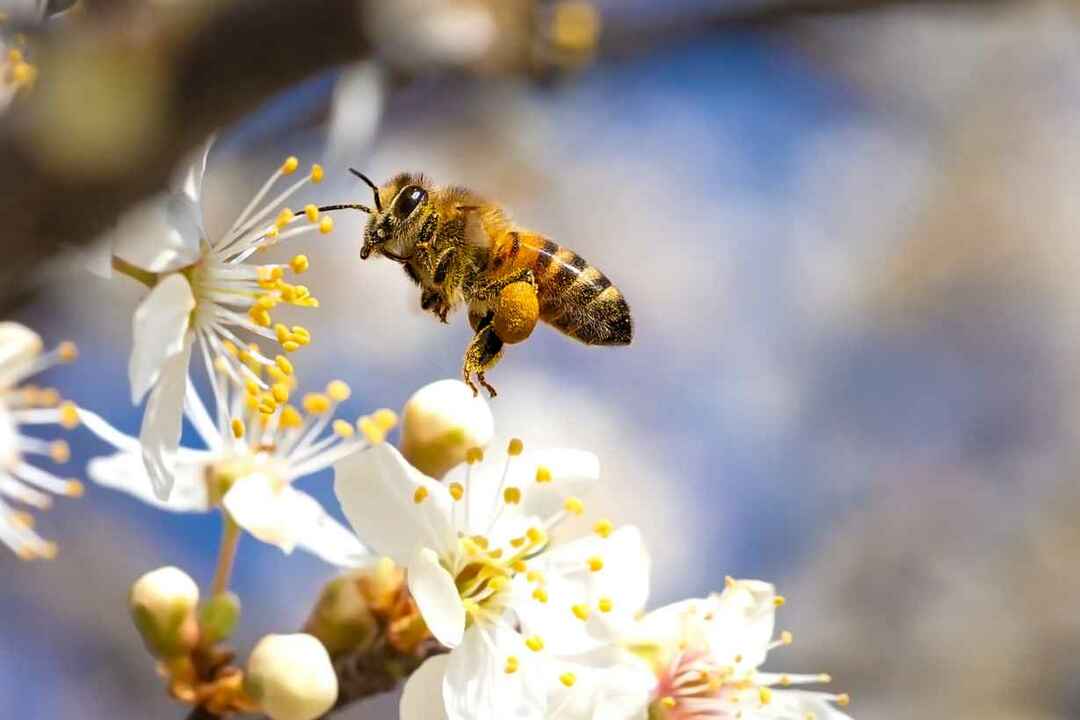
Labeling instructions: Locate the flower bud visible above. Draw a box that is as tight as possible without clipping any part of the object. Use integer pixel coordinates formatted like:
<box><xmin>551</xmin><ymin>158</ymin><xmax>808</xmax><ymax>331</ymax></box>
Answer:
<box><xmin>246</xmin><ymin>634</ymin><xmax>338</xmax><ymax>720</ymax></box>
<box><xmin>129</xmin><ymin>566</ymin><xmax>200</xmax><ymax>658</ymax></box>
<box><xmin>199</xmin><ymin>591</ymin><xmax>242</xmax><ymax>646</ymax></box>
<box><xmin>304</xmin><ymin>573</ymin><xmax>377</xmax><ymax>656</ymax></box>
<box><xmin>399</xmin><ymin>379</ymin><xmax>494</xmax><ymax>479</ymax></box>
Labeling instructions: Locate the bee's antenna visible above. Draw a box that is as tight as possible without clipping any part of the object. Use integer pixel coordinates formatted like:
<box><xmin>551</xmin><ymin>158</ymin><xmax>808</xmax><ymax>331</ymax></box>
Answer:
<box><xmin>349</xmin><ymin>168</ymin><xmax>382</xmax><ymax>212</ymax></box>
<box><xmin>309</xmin><ymin>203</ymin><xmax>373</xmax><ymax>214</ymax></box>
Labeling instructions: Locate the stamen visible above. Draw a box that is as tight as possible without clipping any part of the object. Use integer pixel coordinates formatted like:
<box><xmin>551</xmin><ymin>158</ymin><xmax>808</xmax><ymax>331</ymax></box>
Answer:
<box><xmin>413</xmin><ymin>487</ymin><xmax>429</xmax><ymax>504</ymax></box>
<box><xmin>586</xmin><ymin>555</ymin><xmax>603</xmax><ymax>572</ymax></box>
<box><xmin>571</xmin><ymin>604</ymin><xmax>590</xmax><ymax>621</ymax></box>
<box><xmin>597</xmin><ymin>596</ymin><xmax>613</xmax><ymax>612</ymax></box>
<box><xmin>57</xmin><ymin>342</ymin><xmax>78</xmax><ymax>363</ymax></box>
<box><xmin>64</xmin><ymin>480</ymin><xmax>84</xmax><ymax>497</ymax></box>
<box><xmin>466</xmin><ymin>447</ymin><xmax>484</xmax><ymax>464</ymax></box>
<box><xmin>503</xmin><ymin>487</ymin><xmax>521</xmax><ymax>504</ymax></box>
<box><xmin>535</xmin><ymin>465</ymin><xmax>552</xmax><ymax>483</ymax></box>
<box><xmin>48</xmin><ymin>440</ymin><xmax>70</xmax><ymax>464</ymax></box>
<box><xmin>302</xmin><ymin>393</ymin><xmax>331</xmax><ymax>414</ymax></box>
<box><xmin>773</xmin><ymin>595</ymin><xmax>786</xmax><ymax>607</ymax></box>
<box><xmin>593</xmin><ymin>518</ymin><xmax>613</xmax><ymax>538</ymax></box>
<box><xmin>372</xmin><ymin>409</ymin><xmax>398</xmax><ymax>432</ymax></box>
<box><xmin>660</xmin><ymin>697</ymin><xmax>677</xmax><ymax>710</ymax></box>
<box><xmin>525</xmin><ymin>635</ymin><xmax>544</xmax><ymax>652</ymax></box>
<box><xmin>532</xmin><ymin>587</ymin><xmax>548</xmax><ymax>603</ymax></box>
<box><xmin>507</xmin><ymin>438</ymin><xmax>523</xmax><ymax>456</ymax></box>
<box><xmin>504</xmin><ymin>656</ymin><xmax>519</xmax><ymax>674</ymax></box>
<box><xmin>310</xmin><ymin>164</ymin><xmax>324</xmax><ymax>183</ymax></box>
<box><xmin>231</xmin><ymin>419</ymin><xmax>245</xmax><ymax>438</ymax></box>
<box><xmin>275</xmin><ymin>355</ymin><xmax>294</xmax><ymax>375</ymax></box>
<box><xmin>319</xmin><ymin>217</ymin><xmax>334</xmax><ymax>234</ymax></box>
<box><xmin>290</xmin><ymin>254</ymin><xmax>310</xmax><ymax>273</ymax></box>
<box><xmin>836</xmin><ymin>694</ymin><xmax>850</xmax><ymax>707</ymax></box>
<box><xmin>358</xmin><ymin>416</ymin><xmax>385</xmax><ymax>444</ymax></box>
<box><xmin>326</xmin><ymin>380</ymin><xmax>351</xmax><ymax>402</ymax></box>
<box><xmin>58</xmin><ymin>402</ymin><xmax>79</xmax><ymax>429</ymax></box>
<box><xmin>449</xmin><ymin>482</ymin><xmax>464</xmax><ymax>501</ymax></box>
<box><xmin>281</xmin><ymin>156</ymin><xmax>300</xmax><ymax>175</ymax></box>
<box><xmin>559</xmin><ymin>672</ymin><xmax>576</xmax><ymax>688</ymax></box>
<box><xmin>332</xmin><ymin>419</ymin><xmax>354</xmax><ymax>438</ymax></box>
<box><xmin>563</xmin><ymin>496</ymin><xmax>584</xmax><ymax>515</ymax></box>
<box><xmin>759</xmin><ymin>687</ymin><xmax>772</xmax><ymax>705</ymax></box>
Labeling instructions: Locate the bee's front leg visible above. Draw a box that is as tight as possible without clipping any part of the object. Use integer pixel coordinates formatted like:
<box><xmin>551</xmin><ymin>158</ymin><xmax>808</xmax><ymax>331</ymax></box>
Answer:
<box><xmin>462</xmin><ymin>321</ymin><xmax>504</xmax><ymax>398</ymax></box>
<box><xmin>420</xmin><ymin>289</ymin><xmax>451</xmax><ymax>324</ymax></box>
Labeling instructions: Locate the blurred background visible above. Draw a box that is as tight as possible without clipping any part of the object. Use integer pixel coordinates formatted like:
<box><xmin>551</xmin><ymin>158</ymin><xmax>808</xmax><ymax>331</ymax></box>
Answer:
<box><xmin>3</xmin><ymin>0</ymin><xmax>1080</xmax><ymax>717</ymax></box>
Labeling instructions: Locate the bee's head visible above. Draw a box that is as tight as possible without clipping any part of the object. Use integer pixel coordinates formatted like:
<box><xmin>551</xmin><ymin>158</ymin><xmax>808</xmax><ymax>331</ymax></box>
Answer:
<box><xmin>351</xmin><ymin>171</ymin><xmax>431</xmax><ymax>262</ymax></box>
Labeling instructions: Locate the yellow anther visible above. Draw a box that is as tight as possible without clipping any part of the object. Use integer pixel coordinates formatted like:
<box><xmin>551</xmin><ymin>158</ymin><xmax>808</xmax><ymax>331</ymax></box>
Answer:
<box><xmin>65</xmin><ymin>480</ymin><xmax>84</xmax><ymax>498</ymax></box>
<box><xmin>310</xmin><ymin>164</ymin><xmax>324</xmax><ymax>183</ymax></box>
<box><xmin>304</xmin><ymin>204</ymin><xmax>319</xmax><ymax>223</ymax></box>
<box><xmin>271</xmin><ymin>383</ymin><xmax>291</xmax><ymax>403</ymax></box>
<box><xmin>586</xmin><ymin>556</ymin><xmax>603</xmax><ymax>573</ymax></box>
<box><xmin>525</xmin><ymin>636</ymin><xmax>544</xmax><ymax>652</ymax></box>
<box><xmin>291</xmin><ymin>325</ymin><xmax>312</xmax><ymax>342</ymax></box>
<box><xmin>231</xmin><ymin>418</ymin><xmax>245</xmax><ymax>438</ymax></box>
<box><xmin>532</xmin><ymin>587</ymin><xmax>548</xmax><ymax>603</ymax></box>
<box><xmin>525</xmin><ymin>527</ymin><xmax>546</xmax><ymax>545</ymax></box>
<box><xmin>49</xmin><ymin>440</ymin><xmax>70</xmax><ymax>464</ymax></box>
<box><xmin>57</xmin><ymin>341</ymin><xmax>78</xmax><ymax>363</ymax></box>
<box><xmin>503</xmin><ymin>487</ymin><xmax>522</xmax><ymax>504</ymax></box>
<box><xmin>10</xmin><ymin>511</ymin><xmax>33</xmax><ymax>529</ymax></box>
<box><xmin>504</xmin><ymin>656</ymin><xmax>519</xmax><ymax>674</ymax></box>
<box><xmin>290</xmin><ymin>255</ymin><xmax>310</xmax><ymax>274</ymax></box>
<box><xmin>319</xmin><ymin>216</ymin><xmax>334</xmax><ymax>234</ymax></box>
<box><xmin>333</xmin><ymin>419</ymin><xmax>354</xmax><ymax>438</ymax></box>
<box><xmin>819</xmin><ymin>674</ymin><xmax>832</xmax><ymax>683</ymax></box>
<box><xmin>275</xmin><ymin>355</ymin><xmax>294</xmax><ymax>375</ymax></box>
<box><xmin>258</xmin><ymin>396</ymin><xmax>278</xmax><ymax>415</ymax></box>
<box><xmin>525</xmin><ymin>569</ymin><xmax>543</xmax><ymax>583</ymax></box>
<box><xmin>279</xmin><ymin>405</ymin><xmax>302</xmax><ymax>429</ymax></box>
<box><xmin>734</xmin><ymin>654</ymin><xmax>743</xmax><ymax>664</ymax></box>
<box><xmin>326</xmin><ymin>380</ymin><xmax>351</xmax><ymax>402</ymax></box>
<box><xmin>593</xmin><ymin>518</ymin><xmax>614</xmax><ymax>538</ymax></box>
<box><xmin>780</xmin><ymin>630</ymin><xmax>793</xmax><ymax>645</ymax></box>
<box><xmin>302</xmin><ymin>393</ymin><xmax>331</xmax><ymax>414</ymax></box>
<box><xmin>660</xmin><ymin>697</ymin><xmax>677</xmax><ymax>710</ymax></box>
<box><xmin>275</xmin><ymin>208</ymin><xmax>294</xmax><ymax>229</ymax></box>
<box><xmin>725</xmin><ymin>576</ymin><xmax>736</xmax><ymax>589</ymax></box>
<box><xmin>372</xmin><ymin>408</ymin><xmax>398</xmax><ymax>432</ymax></box>
<box><xmin>413</xmin><ymin>486</ymin><xmax>429</xmax><ymax>504</ymax></box>
<box><xmin>571</xmin><ymin>604</ymin><xmax>590</xmax><ymax>621</ymax></box>
<box><xmin>507</xmin><ymin>438</ymin><xmax>524</xmax><ymax>456</ymax></box>
<box><xmin>244</xmin><ymin>379</ymin><xmax>260</xmax><ymax>397</ymax></box>
<box><xmin>249</xmin><ymin>306</ymin><xmax>272</xmax><ymax>328</ymax></box>
<box><xmin>39</xmin><ymin>541</ymin><xmax>59</xmax><ymax>559</ymax></box>
<box><xmin>256</xmin><ymin>293</ymin><xmax>278</xmax><ymax>310</ymax></box>
<box><xmin>274</xmin><ymin>324</ymin><xmax>290</xmax><ymax>343</ymax></box>
<box><xmin>535</xmin><ymin>465</ymin><xmax>552</xmax><ymax>483</ymax></box>
<box><xmin>488</xmin><ymin>575</ymin><xmax>507</xmax><ymax>592</ymax></box>
<box><xmin>465</xmin><ymin>447</ymin><xmax>484</xmax><ymax>464</ymax></box>
<box><xmin>281</xmin><ymin>156</ymin><xmax>299</xmax><ymax>175</ymax></box>
<box><xmin>835</xmin><ymin>694</ymin><xmax>850</xmax><ymax>707</ymax></box>
<box><xmin>773</xmin><ymin>595</ymin><xmax>786</xmax><ymax>607</ymax></box>
<box><xmin>510</xmin><ymin>536</ymin><xmax>525</xmax><ymax>548</ymax></box>
<box><xmin>264</xmin><ymin>227</ymin><xmax>279</xmax><ymax>241</ymax></box>
<box><xmin>59</xmin><ymin>402</ymin><xmax>79</xmax><ymax>429</ymax></box>
<box><xmin>472</xmin><ymin>535</ymin><xmax>489</xmax><ymax>550</ymax></box>
<box><xmin>559</xmin><ymin>672</ymin><xmax>576</xmax><ymax>688</ymax></box>
<box><xmin>8</xmin><ymin>49</ymin><xmax>22</xmax><ymax>64</ymax></box>
<box><xmin>213</xmin><ymin>358</ymin><xmax>230</xmax><ymax>374</ymax></box>
<box><xmin>759</xmin><ymin>687</ymin><xmax>772</xmax><ymax>705</ymax></box>
<box><xmin>38</xmin><ymin>388</ymin><xmax>59</xmax><ymax>407</ymax></box>
<box><xmin>282</xmin><ymin>340</ymin><xmax>301</xmax><ymax>353</ymax></box>
<box><xmin>597</xmin><ymin>596</ymin><xmax>613</xmax><ymax>613</ymax></box>
<box><xmin>449</xmin><ymin>482</ymin><xmax>464</xmax><ymax>501</ymax></box>
<box><xmin>511</xmin><ymin>559</ymin><xmax>527</xmax><ymax>572</ymax></box>
<box><xmin>358</xmin><ymin>416</ymin><xmax>385</xmax><ymax>444</ymax></box>
<box><xmin>563</xmin><ymin>496</ymin><xmax>585</xmax><ymax>515</ymax></box>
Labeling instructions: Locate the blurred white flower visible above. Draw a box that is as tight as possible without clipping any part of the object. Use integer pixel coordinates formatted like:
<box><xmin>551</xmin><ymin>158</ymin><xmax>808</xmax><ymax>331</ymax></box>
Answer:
<box><xmin>108</xmin><ymin>142</ymin><xmax>333</xmax><ymax>499</ymax></box>
<box><xmin>80</xmin><ymin>357</ymin><xmax>393</xmax><ymax>567</ymax></box>
<box><xmin>335</xmin><ymin>436</ymin><xmax>651</xmax><ymax>719</ymax></box>
<box><xmin>0</xmin><ymin>2</ymin><xmax>42</xmax><ymax>111</ymax></box>
<box><xmin>0</xmin><ymin>322</ymin><xmax>80</xmax><ymax>559</ymax></box>
<box><xmin>628</xmin><ymin>578</ymin><xmax>850</xmax><ymax>720</ymax></box>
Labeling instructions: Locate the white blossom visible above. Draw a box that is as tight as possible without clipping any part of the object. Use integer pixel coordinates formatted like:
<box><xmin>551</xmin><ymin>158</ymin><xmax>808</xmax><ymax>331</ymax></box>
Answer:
<box><xmin>81</xmin><ymin>356</ymin><xmax>393</xmax><ymax>567</ymax></box>
<box><xmin>628</xmin><ymin>578</ymin><xmax>852</xmax><ymax>720</ymax></box>
<box><xmin>109</xmin><ymin>141</ymin><xmax>334</xmax><ymax>499</ymax></box>
<box><xmin>246</xmin><ymin>633</ymin><xmax>338</xmax><ymax>720</ymax></box>
<box><xmin>335</xmin><ymin>433</ymin><xmax>651</xmax><ymax>720</ymax></box>
<box><xmin>0</xmin><ymin>322</ymin><xmax>80</xmax><ymax>559</ymax></box>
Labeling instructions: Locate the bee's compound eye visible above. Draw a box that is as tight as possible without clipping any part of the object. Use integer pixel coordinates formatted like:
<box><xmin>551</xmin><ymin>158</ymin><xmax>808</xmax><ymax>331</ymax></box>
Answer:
<box><xmin>394</xmin><ymin>186</ymin><xmax>427</xmax><ymax>218</ymax></box>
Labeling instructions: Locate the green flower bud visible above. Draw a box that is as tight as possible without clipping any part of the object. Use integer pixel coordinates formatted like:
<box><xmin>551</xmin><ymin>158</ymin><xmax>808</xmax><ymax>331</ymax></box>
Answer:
<box><xmin>199</xmin><ymin>591</ymin><xmax>242</xmax><ymax>646</ymax></box>
<box><xmin>129</xmin><ymin>566</ymin><xmax>199</xmax><ymax>658</ymax></box>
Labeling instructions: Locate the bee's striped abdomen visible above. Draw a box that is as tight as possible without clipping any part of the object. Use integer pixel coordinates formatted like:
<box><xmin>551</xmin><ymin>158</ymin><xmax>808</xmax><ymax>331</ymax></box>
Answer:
<box><xmin>493</xmin><ymin>231</ymin><xmax>632</xmax><ymax>346</ymax></box>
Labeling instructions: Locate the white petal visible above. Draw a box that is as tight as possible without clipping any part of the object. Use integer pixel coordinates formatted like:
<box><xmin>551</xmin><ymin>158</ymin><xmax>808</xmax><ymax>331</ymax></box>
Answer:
<box><xmin>129</xmin><ymin>273</ymin><xmax>195</xmax><ymax>403</ymax></box>
<box><xmin>173</xmin><ymin>137</ymin><xmax>214</xmax><ymax>204</ymax></box>
<box><xmin>408</xmin><ymin>546</ymin><xmax>465</xmax><ymax>648</ymax></box>
<box><xmin>707</xmin><ymin>579</ymin><xmax>777</xmax><ymax>669</ymax></box>
<box><xmin>444</xmin><ymin>626</ymin><xmax>543</xmax><ymax>720</ymax></box>
<box><xmin>112</xmin><ymin>196</ymin><xmax>204</xmax><ymax>274</ymax></box>
<box><xmin>0</xmin><ymin>322</ymin><xmax>42</xmax><ymax>390</ymax></box>
<box><xmin>400</xmin><ymin>655</ymin><xmax>450</xmax><ymax>720</ymax></box>
<box><xmin>334</xmin><ymin>443</ymin><xmax>455</xmax><ymax>564</ymax></box>
<box><xmin>293</xmin><ymin>488</ymin><xmax>374</xmax><ymax>568</ymax></box>
<box><xmin>88</xmin><ymin>451</ymin><xmax>210</xmax><ymax>511</ymax></box>
<box><xmin>139</xmin><ymin>337</ymin><xmax>192</xmax><ymax>500</ymax></box>
<box><xmin>519</xmin><ymin>448</ymin><xmax>600</xmax><ymax>521</ymax></box>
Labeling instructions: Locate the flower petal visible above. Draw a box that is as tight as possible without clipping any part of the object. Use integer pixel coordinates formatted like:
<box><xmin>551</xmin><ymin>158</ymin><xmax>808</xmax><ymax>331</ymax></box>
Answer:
<box><xmin>0</xmin><ymin>322</ymin><xmax>42</xmax><ymax>390</ymax></box>
<box><xmin>400</xmin><ymin>655</ymin><xmax>451</xmax><ymax>720</ymax></box>
<box><xmin>408</xmin><ymin>546</ymin><xmax>465</xmax><ymax>648</ymax></box>
<box><xmin>519</xmin><ymin>448</ymin><xmax>599</xmax><ymax>521</ymax></box>
<box><xmin>443</xmin><ymin>626</ymin><xmax>543</xmax><ymax>720</ymax></box>
<box><xmin>173</xmin><ymin>137</ymin><xmax>214</xmax><ymax>205</ymax></box>
<box><xmin>292</xmin><ymin>487</ymin><xmax>373</xmax><ymax>567</ymax></box>
<box><xmin>706</xmin><ymin>579</ymin><xmax>777</xmax><ymax>669</ymax></box>
<box><xmin>88</xmin><ymin>451</ymin><xmax>210</xmax><ymax>511</ymax></box>
<box><xmin>129</xmin><ymin>273</ymin><xmax>195</xmax><ymax>403</ymax></box>
<box><xmin>112</xmin><ymin>196</ymin><xmax>204</xmax><ymax>275</ymax></box>
<box><xmin>334</xmin><ymin>443</ymin><xmax>455</xmax><ymax>564</ymax></box>
<box><xmin>139</xmin><ymin>336</ymin><xmax>192</xmax><ymax>500</ymax></box>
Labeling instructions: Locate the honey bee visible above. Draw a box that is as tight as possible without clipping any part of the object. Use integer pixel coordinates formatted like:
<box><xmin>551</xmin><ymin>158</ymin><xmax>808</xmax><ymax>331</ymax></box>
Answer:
<box><xmin>317</xmin><ymin>170</ymin><xmax>633</xmax><ymax>396</ymax></box>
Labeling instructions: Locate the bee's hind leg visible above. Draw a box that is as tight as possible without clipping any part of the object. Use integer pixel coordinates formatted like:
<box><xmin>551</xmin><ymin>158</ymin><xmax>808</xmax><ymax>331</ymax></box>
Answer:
<box><xmin>462</xmin><ymin>322</ymin><xmax>504</xmax><ymax>398</ymax></box>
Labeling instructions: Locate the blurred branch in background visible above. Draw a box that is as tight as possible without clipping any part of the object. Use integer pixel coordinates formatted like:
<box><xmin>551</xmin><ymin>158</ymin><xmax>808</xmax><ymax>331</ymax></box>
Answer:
<box><xmin>0</xmin><ymin>0</ymin><xmax>1015</xmax><ymax>312</ymax></box>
